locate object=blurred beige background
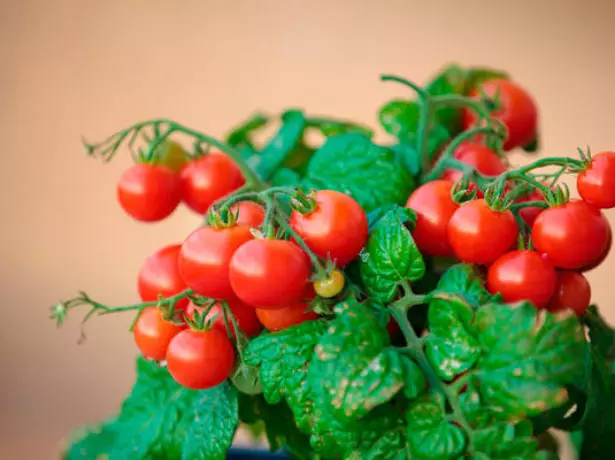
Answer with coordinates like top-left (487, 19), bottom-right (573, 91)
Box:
top-left (2, 0), bottom-right (615, 458)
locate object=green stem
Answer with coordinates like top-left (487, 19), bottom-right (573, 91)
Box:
top-left (510, 200), bottom-right (549, 211)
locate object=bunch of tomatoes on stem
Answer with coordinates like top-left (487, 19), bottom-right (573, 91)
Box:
top-left (53, 73), bottom-right (615, 395)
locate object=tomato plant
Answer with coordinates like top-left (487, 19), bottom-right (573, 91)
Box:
top-left (577, 151), bottom-right (615, 209)
top-left (547, 271), bottom-right (591, 316)
top-left (289, 190), bottom-right (368, 266)
top-left (137, 244), bottom-right (188, 311)
top-left (181, 153), bottom-right (246, 214)
top-left (178, 225), bottom-right (253, 299)
top-left (166, 328), bottom-right (236, 390)
top-left (117, 163), bottom-right (182, 222)
top-left (185, 298), bottom-right (262, 337)
top-left (487, 249), bottom-right (557, 308)
top-left (229, 239), bottom-right (311, 309)
top-left (447, 199), bottom-right (518, 265)
top-left (132, 307), bottom-right (186, 361)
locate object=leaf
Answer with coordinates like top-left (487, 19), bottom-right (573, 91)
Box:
top-left (244, 320), bottom-right (328, 432)
top-left (304, 133), bottom-right (415, 212)
top-left (475, 302), bottom-right (586, 417)
top-left (584, 304), bottom-right (615, 360)
top-left (304, 116), bottom-right (373, 138)
top-left (366, 204), bottom-right (416, 232)
top-left (425, 64), bottom-right (467, 136)
top-left (64, 422), bottom-right (118, 460)
top-left (226, 112), bottom-right (270, 148)
top-left (435, 263), bottom-right (494, 306)
top-left (460, 384), bottom-right (510, 429)
top-left (359, 207), bottom-right (425, 302)
top-left (271, 167), bottom-right (302, 187)
top-left (405, 392), bottom-right (466, 460)
top-left (473, 420), bottom-right (542, 459)
top-left (309, 300), bottom-right (425, 425)
top-left (254, 110), bottom-right (306, 181)
top-left (379, 100), bottom-right (421, 137)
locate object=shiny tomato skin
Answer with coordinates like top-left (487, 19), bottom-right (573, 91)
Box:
top-left (532, 200), bottom-right (610, 269)
top-left (133, 307), bottom-right (186, 361)
top-left (180, 154), bottom-right (245, 214)
top-left (581, 218), bottom-right (612, 272)
top-left (289, 190), bottom-right (368, 267)
top-left (406, 180), bottom-right (459, 258)
top-left (185, 298), bottom-right (262, 337)
top-left (138, 244), bottom-right (188, 311)
top-left (166, 328), bottom-right (235, 390)
top-left (229, 239), bottom-right (311, 309)
top-left (447, 199), bottom-right (518, 265)
top-left (442, 142), bottom-right (507, 183)
top-left (256, 299), bottom-right (318, 332)
top-left (487, 250), bottom-right (557, 308)
top-left (577, 152), bottom-right (615, 209)
top-left (178, 225), bottom-right (253, 299)
top-left (464, 79), bottom-right (538, 150)
top-left (547, 271), bottom-right (591, 316)
top-left (230, 201), bottom-right (265, 228)
top-left (117, 163), bottom-right (182, 222)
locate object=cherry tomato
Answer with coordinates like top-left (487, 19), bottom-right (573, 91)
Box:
top-left (166, 328), bottom-right (235, 390)
top-left (487, 250), bottom-right (557, 308)
top-left (137, 244), bottom-right (188, 311)
top-left (289, 190), bottom-right (368, 266)
top-left (464, 79), bottom-right (538, 150)
top-left (180, 153), bottom-right (245, 214)
top-left (117, 163), bottom-right (182, 222)
top-left (406, 180), bottom-right (459, 258)
top-left (230, 239), bottom-right (311, 309)
top-left (577, 151), bottom-right (615, 209)
top-left (132, 307), bottom-right (186, 361)
top-left (547, 271), bottom-right (591, 316)
top-left (313, 269), bottom-right (345, 298)
top-left (229, 201), bottom-right (265, 228)
top-left (516, 188), bottom-right (545, 227)
top-left (447, 199), bottom-right (518, 265)
top-left (256, 298), bottom-right (318, 331)
top-left (154, 139), bottom-right (190, 173)
top-left (532, 200), bottom-right (610, 269)
top-left (581, 217), bottom-right (612, 272)
top-left (178, 225), bottom-right (253, 298)
top-left (185, 298), bottom-right (262, 337)
top-left (442, 142), bottom-right (507, 183)
top-left (386, 317), bottom-right (400, 339)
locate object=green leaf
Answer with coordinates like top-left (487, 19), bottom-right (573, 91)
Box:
top-left (244, 320), bottom-right (328, 432)
top-left (254, 110), bottom-right (306, 181)
top-left (359, 207), bottom-right (425, 302)
top-left (379, 100), bottom-right (421, 137)
top-left (473, 420), bottom-right (542, 459)
top-left (406, 392), bottom-right (466, 459)
top-left (435, 263), bottom-right (494, 306)
top-left (425, 64), bottom-right (466, 136)
top-left (475, 302), bottom-right (586, 417)
top-left (304, 116), bottom-right (373, 138)
top-left (226, 112), bottom-right (269, 147)
top-left (304, 133), bottom-right (415, 212)
top-left (309, 299), bottom-right (425, 424)
top-left (64, 422), bottom-right (117, 460)
top-left (366, 204), bottom-right (416, 232)
top-left (460, 384), bottom-right (510, 429)
top-left (584, 304), bottom-right (615, 360)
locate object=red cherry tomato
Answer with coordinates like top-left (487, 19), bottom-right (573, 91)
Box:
top-left (289, 190), bottom-right (368, 267)
top-left (464, 79), bottom-right (538, 150)
top-left (230, 239), bottom-right (311, 309)
top-left (547, 271), bottom-right (591, 316)
top-left (256, 297), bottom-right (317, 332)
top-left (487, 250), bottom-right (557, 308)
top-left (447, 199), bottom-right (518, 265)
top-left (442, 142), bottom-right (507, 183)
top-left (185, 298), bottom-right (262, 337)
top-left (166, 328), bottom-right (235, 390)
top-left (229, 201), bottom-right (265, 228)
top-left (581, 218), bottom-right (612, 272)
top-left (178, 225), bottom-right (253, 298)
top-left (132, 307), bottom-right (186, 361)
top-left (137, 244), bottom-right (188, 311)
top-left (406, 180), bottom-right (459, 258)
top-left (577, 151), bottom-right (615, 209)
top-left (516, 188), bottom-right (545, 227)
top-left (386, 317), bottom-right (400, 339)
top-left (117, 163), bottom-right (182, 222)
top-left (180, 154), bottom-right (245, 214)
top-left (532, 200), bottom-right (610, 269)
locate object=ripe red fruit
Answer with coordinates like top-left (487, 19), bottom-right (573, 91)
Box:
top-left (180, 154), bottom-right (245, 214)
top-left (178, 225), bottom-right (253, 299)
top-left (117, 163), bottom-right (182, 222)
top-left (516, 187), bottom-right (546, 227)
top-left (406, 180), bottom-right (459, 258)
top-left (137, 244), bottom-right (188, 311)
top-left (132, 307), bottom-right (186, 361)
top-left (487, 250), bottom-right (557, 308)
top-left (532, 200), bottom-right (610, 269)
top-left (166, 328), bottom-right (235, 390)
top-left (577, 151), bottom-right (615, 209)
top-left (185, 298), bottom-right (262, 337)
top-left (229, 239), bottom-right (311, 309)
top-left (547, 271), bottom-right (591, 316)
top-left (289, 190), bottom-right (368, 266)
top-left (230, 201), bottom-right (265, 228)
top-left (447, 199), bottom-right (518, 265)
top-left (255, 293), bottom-right (317, 332)
top-left (581, 218), bottom-right (612, 272)
top-left (442, 142), bottom-right (507, 183)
